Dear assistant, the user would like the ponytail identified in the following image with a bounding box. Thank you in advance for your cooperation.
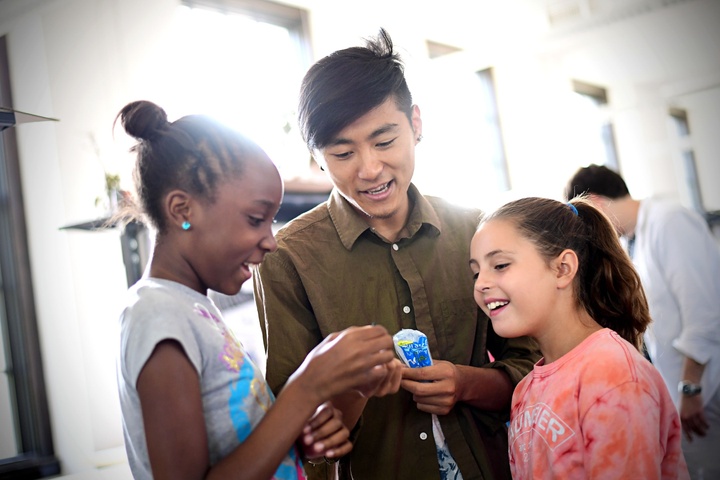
[571,199,650,349]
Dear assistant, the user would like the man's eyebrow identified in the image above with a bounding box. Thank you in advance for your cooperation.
[326,137,352,147]
[368,123,399,139]
[326,123,400,147]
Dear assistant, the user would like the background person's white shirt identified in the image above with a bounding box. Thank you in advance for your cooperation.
[633,197,720,408]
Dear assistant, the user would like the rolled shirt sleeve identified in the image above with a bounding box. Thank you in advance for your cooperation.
[634,199,720,405]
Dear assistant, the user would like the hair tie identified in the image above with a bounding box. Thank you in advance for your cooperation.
[567,203,579,216]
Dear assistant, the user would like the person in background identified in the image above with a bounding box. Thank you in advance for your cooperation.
[115,100,399,480]
[253,29,540,480]
[470,196,689,479]
[566,164,720,480]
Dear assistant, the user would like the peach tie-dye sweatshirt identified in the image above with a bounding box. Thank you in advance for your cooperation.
[509,328,689,480]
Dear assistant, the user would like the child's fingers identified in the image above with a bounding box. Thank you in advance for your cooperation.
[313,426,352,459]
[305,413,344,444]
[323,438,353,461]
[304,402,334,433]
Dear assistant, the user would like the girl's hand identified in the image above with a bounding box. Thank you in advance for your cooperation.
[355,358,404,398]
[290,325,397,402]
[301,402,352,462]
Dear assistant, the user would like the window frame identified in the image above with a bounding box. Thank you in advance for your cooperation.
[669,107,720,226]
[0,35,60,479]
[572,79,619,170]
[476,67,511,191]
[181,0,312,66]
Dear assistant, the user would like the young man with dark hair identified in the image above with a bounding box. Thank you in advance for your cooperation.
[254,29,540,480]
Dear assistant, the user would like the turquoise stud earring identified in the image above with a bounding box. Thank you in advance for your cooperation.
[182,221,191,231]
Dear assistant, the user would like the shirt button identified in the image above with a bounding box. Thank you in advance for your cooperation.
[403,306,411,314]
[392,244,399,251]
[420,432,428,440]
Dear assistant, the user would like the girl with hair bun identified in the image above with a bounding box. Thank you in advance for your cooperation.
[115,100,401,480]
[469,196,689,479]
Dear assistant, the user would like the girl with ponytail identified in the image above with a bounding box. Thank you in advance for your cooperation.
[469,196,689,479]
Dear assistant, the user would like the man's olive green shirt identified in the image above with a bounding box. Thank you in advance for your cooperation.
[253,184,539,480]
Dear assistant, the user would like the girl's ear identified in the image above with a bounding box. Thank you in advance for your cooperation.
[554,249,579,289]
[165,189,193,230]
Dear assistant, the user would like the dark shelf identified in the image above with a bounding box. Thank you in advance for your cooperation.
[60,219,149,287]
[59,217,114,231]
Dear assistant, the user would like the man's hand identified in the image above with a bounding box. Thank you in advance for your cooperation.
[400,360,461,415]
[679,394,709,442]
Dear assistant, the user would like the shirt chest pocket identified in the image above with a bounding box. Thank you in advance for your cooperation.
[435,297,480,363]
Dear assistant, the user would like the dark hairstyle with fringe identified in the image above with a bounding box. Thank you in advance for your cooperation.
[114,100,265,233]
[297,28,413,151]
[480,196,650,350]
[565,163,631,200]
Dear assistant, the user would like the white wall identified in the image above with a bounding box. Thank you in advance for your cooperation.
[0,0,718,475]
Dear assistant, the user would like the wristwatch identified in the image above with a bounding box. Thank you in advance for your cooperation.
[678,381,702,396]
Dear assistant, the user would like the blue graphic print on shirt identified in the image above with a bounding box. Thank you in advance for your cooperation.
[196,305,304,479]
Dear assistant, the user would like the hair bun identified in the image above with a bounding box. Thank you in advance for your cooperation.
[118,100,169,141]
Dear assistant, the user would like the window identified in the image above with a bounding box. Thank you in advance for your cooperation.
[0,36,60,479]
[669,108,702,211]
[476,68,510,191]
[412,58,511,207]
[570,80,619,170]
[669,107,720,226]
[151,0,314,371]
[134,0,312,182]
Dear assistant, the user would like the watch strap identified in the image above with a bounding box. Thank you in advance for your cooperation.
[678,381,702,396]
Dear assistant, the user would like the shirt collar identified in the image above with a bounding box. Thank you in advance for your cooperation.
[327,183,442,250]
